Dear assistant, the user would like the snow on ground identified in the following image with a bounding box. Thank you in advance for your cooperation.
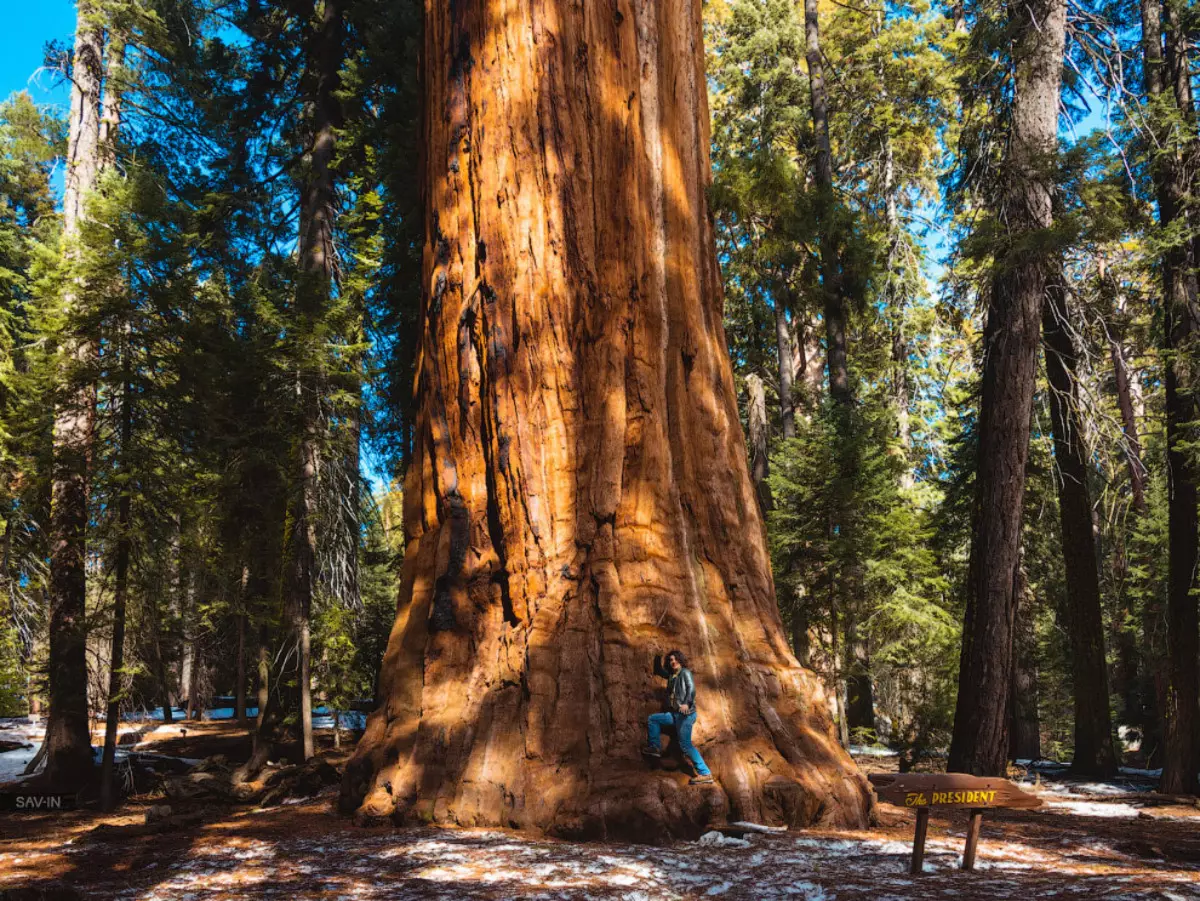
[3,794,1200,901]
[847,745,898,758]
[0,717,43,783]
[120,705,367,730]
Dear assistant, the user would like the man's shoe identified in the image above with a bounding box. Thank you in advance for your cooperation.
[641,745,662,758]
[689,774,715,785]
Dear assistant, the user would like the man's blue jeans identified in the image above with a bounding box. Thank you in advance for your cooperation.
[647,711,711,776]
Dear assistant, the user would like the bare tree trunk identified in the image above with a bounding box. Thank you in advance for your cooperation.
[1109,328,1147,513]
[1008,566,1040,760]
[100,307,133,810]
[774,300,796,440]
[949,0,1065,776]
[746,373,771,513]
[795,316,823,415]
[804,0,849,410]
[1144,0,1200,795]
[1043,277,1117,777]
[1103,279,1148,745]
[341,0,871,839]
[235,609,247,724]
[255,624,270,732]
[290,0,344,765]
[42,0,105,789]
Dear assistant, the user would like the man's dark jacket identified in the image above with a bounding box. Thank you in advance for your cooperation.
[654,655,697,714]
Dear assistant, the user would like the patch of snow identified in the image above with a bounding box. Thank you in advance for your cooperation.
[1043,799,1142,818]
[850,744,898,757]
[729,820,788,833]
[697,831,750,848]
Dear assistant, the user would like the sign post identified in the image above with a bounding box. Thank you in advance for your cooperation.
[868,773,1042,873]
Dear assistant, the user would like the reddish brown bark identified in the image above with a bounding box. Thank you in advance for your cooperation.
[341,0,871,840]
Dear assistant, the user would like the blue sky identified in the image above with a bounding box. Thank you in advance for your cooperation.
[2,1,77,110]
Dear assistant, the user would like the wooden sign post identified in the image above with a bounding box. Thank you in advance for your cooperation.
[868,773,1042,874]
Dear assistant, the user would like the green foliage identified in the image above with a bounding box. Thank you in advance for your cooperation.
[768,392,955,747]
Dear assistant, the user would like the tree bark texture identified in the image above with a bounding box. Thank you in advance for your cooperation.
[100,333,133,810]
[1008,567,1040,761]
[1042,281,1117,777]
[1145,0,1200,795]
[774,301,796,440]
[949,0,1065,776]
[292,0,345,763]
[341,0,871,841]
[1103,292,1147,733]
[803,0,849,410]
[43,1,104,789]
[746,373,770,514]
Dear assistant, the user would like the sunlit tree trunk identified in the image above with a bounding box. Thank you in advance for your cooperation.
[342,0,871,840]
[949,0,1065,776]
[746,373,770,513]
[774,298,796,440]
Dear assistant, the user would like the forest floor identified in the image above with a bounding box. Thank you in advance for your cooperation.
[1,720,1198,900]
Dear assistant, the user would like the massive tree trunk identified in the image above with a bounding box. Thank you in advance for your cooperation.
[291,0,345,762]
[1144,0,1200,795]
[1042,280,1117,777]
[949,0,1065,776]
[42,0,105,789]
[341,0,871,840]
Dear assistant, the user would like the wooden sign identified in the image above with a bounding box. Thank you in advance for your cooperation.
[868,773,1042,874]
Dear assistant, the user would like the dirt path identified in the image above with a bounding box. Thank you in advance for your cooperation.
[1,729,1197,900]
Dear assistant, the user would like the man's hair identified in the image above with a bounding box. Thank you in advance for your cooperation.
[666,649,688,669]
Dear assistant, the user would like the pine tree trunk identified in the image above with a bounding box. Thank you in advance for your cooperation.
[949,0,1065,776]
[291,0,344,764]
[100,340,133,810]
[746,373,770,513]
[1108,316,1147,513]
[1103,280,1146,743]
[43,1,104,789]
[341,0,871,840]
[1008,566,1041,760]
[1043,279,1117,777]
[235,609,247,723]
[774,301,796,440]
[804,0,849,410]
[1144,0,1200,795]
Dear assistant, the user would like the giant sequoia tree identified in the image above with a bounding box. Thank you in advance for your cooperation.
[340,0,871,839]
